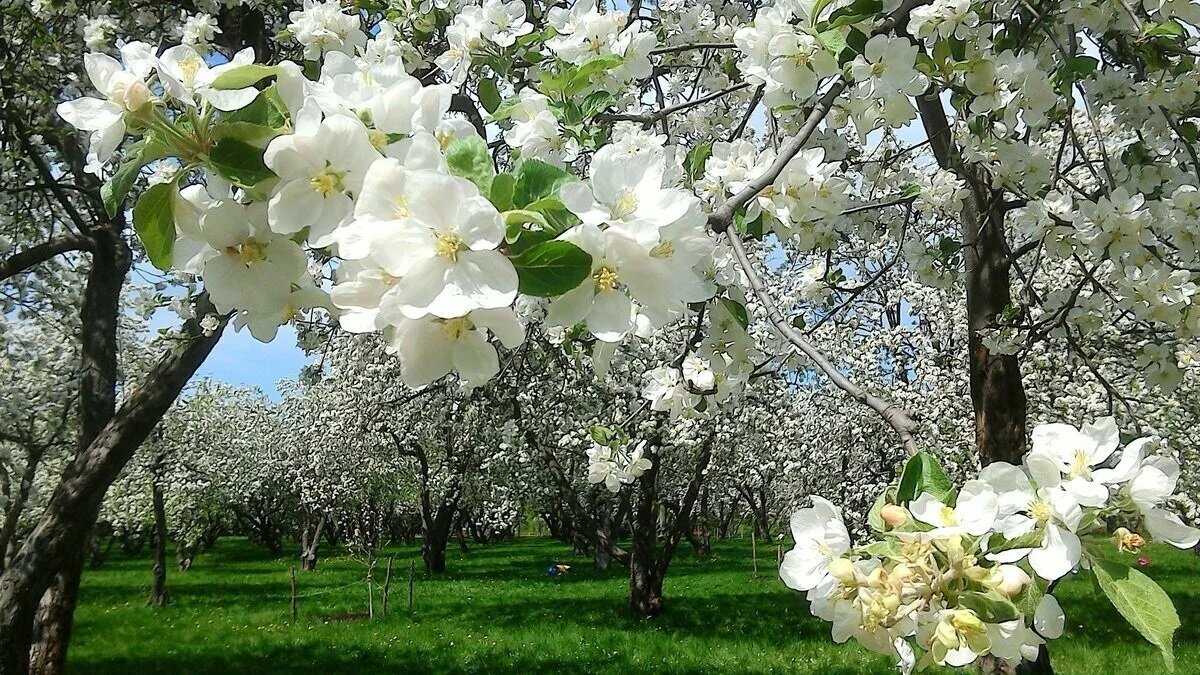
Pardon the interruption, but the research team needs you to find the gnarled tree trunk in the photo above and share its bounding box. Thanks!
[148,478,169,607]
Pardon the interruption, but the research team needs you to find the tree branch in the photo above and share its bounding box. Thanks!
[725,227,921,456]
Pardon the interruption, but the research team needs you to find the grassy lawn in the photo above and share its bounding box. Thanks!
[68,537,1199,674]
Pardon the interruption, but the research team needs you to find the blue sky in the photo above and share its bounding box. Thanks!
[196,325,307,399]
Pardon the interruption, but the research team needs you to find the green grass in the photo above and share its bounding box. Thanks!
[68,537,1200,674]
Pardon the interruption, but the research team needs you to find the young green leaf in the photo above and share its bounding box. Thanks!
[513,159,574,207]
[510,240,592,297]
[209,138,276,188]
[478,78,501,114]
[1091,557,1180,670]
[490,172,516,211]
[132,182,176,271]
[209,64,279,90]
[445,136,495,194]
[896,452,953,503]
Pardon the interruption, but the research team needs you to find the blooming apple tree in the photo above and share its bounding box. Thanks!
[27,0,1200,669]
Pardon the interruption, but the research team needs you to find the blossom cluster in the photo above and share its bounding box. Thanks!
[782,417,1198,671]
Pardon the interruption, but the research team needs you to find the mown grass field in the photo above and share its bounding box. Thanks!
[68,537,1199,674]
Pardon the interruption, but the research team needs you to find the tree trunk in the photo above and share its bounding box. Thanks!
[628,445,664,617]
[148,479,169,607]
[26,551,83,675]
[917,95,1045,675]
[0,304,223,675]
[421,532,448,575]
[26,226,129,675]
[299,518,323,572]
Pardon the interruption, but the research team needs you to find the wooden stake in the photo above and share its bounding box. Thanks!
[408,560,415,611]
[382,556,395,617]
[777,544,783,566]
[290,567,297,622]
[751,529,758,578]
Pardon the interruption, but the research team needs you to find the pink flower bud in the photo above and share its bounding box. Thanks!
[881,504,909,528]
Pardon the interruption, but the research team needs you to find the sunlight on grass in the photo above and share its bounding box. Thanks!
[69,538,1199,674]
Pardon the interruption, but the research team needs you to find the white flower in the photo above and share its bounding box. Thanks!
[979,461,1083,581]
[1128,455,1200,548]
[561,145,697,247]
[1027,417,1121,507]
[909,480,998,537]
[287,0,367,60]
[340,159,517,320]
[779,496,851,592]
[158,46,260,111]
[545,224,675,342]
[386,307,524,389]
[56,43,157,173]
[263,101,381,245]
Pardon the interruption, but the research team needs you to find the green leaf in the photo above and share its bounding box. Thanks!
[445,136,495,194]
[210,121,282,146]
[478,78,501,114]
[1014,576,1046,618]
[818,29,847,55]
[957,591,1021,623]
[1091,557,1180,670]
[720,297,749,330]
[510,240,592,297]
[896,452,952,503]
[102,155,145,217]
[224,86,289,129]
[581,91,615,118]
[490,173,515,211]
[564,54,624,96]
[524,196,581,233]
[503,209,551,230]
[822,0,883,29]
[209,64,279,90]
[861,539,903,560]
[513,159,574,207]
[685,141,713,185]
[132,182,176,271]
[209,137,276,188]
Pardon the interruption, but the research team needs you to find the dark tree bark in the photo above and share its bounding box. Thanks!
[148,478,169,607]
[28,222,129,675]
[628,430,715,617]
[0,447,46,570]
[0,304,224,675]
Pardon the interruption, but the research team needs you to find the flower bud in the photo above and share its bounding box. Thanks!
[881,504,910,528]
[827,557,857,584]
[994,564,1031,597]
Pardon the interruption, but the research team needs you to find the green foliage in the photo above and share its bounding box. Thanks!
[1090,556,1180,670]
[132,182,175,271]
[209,138,276,188]
[490,173,516,211]
[685,142,713,186]
[513,159,574,208]
[209,64,279,90]
[896,452,952,503]
[445,136,495,194]
[956,590,1020,623]
[510,240,592,297]
[719,297,749,330]
[477,78,501,114]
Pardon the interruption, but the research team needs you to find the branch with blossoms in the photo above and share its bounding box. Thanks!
[784,417,1197,672]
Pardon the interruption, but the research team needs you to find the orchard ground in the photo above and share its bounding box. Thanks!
[69,538,1199,674]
